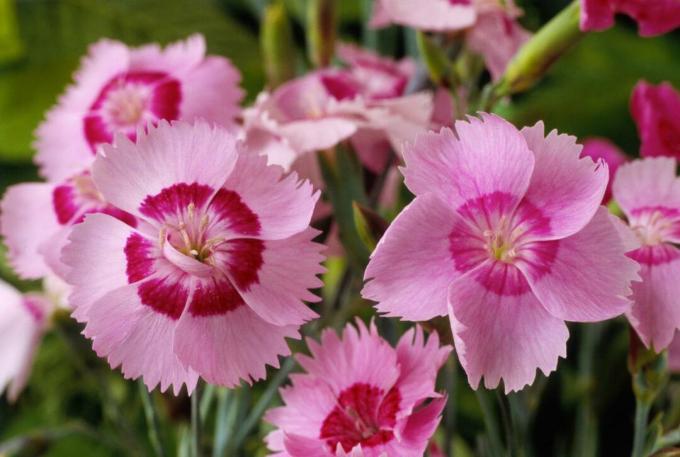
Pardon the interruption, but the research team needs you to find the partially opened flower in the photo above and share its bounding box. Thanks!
[62,121,324,393]
[36,34,243,182]
[613,157,680,350]
[363,114,638,392]
[370,0,530,82]
[0,280,53,402]
[631,81,680,160]
[1,172,136,279]
[580,0,680,36]
[580,138,628,204]
[265,320,450,456]
[243,62,432,174]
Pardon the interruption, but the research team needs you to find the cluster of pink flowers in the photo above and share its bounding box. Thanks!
[1,1,680,454]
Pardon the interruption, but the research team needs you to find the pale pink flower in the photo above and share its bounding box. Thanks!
[61,121,324,393]
[613,157,680,350]
[1,172,136,279]
[0,280,52,402]
[370,1,530,81]
[35,34,243,182]
[243,66,432,174]
[631,81,680,160]
[580,0,680,36]
[335,44,433,173]
[363,114,639,392]
[580,138,628,204]
[265,320,450,457]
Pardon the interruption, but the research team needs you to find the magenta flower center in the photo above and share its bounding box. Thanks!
[125,183,265,320]
[320,383,400,452]
[449,0,471,4]
[449,192,556,296]
[84,71,182,151]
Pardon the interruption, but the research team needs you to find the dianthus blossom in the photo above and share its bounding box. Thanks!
[35,34,243,182]
[62,121,325,393]
[265,320,450,456]
[363,114,638,392]
[612,157,680,350]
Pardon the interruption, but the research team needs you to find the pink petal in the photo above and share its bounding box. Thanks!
[278,118,358,154]
[580,137,628,203]
[129,34,205,75]
[234,228,323,326]
[0,282,45,401]
[62,213,142,320]
[34,39,130,181]
[395,398,447,455]
[618,0,680,36]
[0,183,60,278]
[519,121,608,240]
[265,377,337,446]
[612,157,680,217]
[223,151,320,241]
[517,207,638,322]
[283,434,332,457]
[579,0,616,32]
[173,304,298,387]
[363,194,461,321]
[402,114,535,209]
[631,81,680,159]
[448,262,569,392]
[627,245,680,350]
[84,282,197,394]
[297,321,400,396]
[395,327,451,417]
[93,121,239,218]
[371,0,477,31]
[178,55,244,131]
[467,12,531,81]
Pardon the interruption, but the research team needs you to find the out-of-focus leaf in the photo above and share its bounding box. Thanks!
[0,0,263,163]
[499,26,680,153]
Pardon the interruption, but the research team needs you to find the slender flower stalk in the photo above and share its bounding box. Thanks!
[495,1,583,97]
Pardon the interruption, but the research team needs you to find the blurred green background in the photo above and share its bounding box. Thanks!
[1,0,679,456]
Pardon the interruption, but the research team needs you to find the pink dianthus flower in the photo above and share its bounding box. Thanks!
[265,320,450,456]
[363,114,639,392]
[62,121,325,393]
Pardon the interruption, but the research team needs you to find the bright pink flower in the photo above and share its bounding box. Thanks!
[580,138,628,203]
[265,320,450,457]
[35,34,243,182]
[0,280,52,402]
[363,114,638,392]
[613,157,680,350]
[631,81,680,160]
[580,0,680,36]
[1,172,137,279]
[61,121,324,393]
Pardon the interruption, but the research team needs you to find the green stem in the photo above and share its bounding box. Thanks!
[652,428,680,453]
[443,357,457,456]
[230,357,296,450]
[631,397,651,457]
[139,381,166,457]
[573,325,602,457]
[497,392,516,457]
[191,383,203,457]
[475,388,506,457]
[495,0,582,97]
